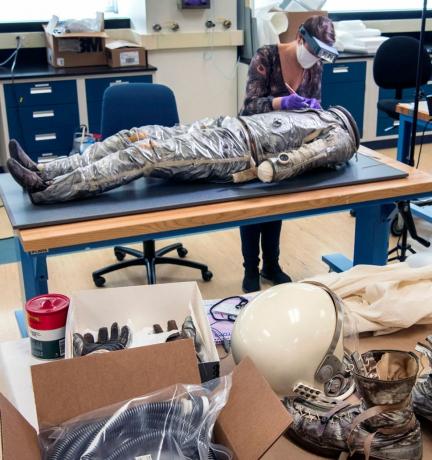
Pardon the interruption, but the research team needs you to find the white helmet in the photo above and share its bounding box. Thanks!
[231,281,353,399]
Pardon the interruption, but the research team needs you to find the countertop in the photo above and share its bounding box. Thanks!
[0,63,157,81]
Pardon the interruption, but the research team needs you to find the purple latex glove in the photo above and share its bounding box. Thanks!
[304,98,322,110]
[280,94,308,110]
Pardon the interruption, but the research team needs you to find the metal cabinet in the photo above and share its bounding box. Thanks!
[1,71,154,164]
[85,74,153,133]
[4,80,79,161]
[321,61,366,137]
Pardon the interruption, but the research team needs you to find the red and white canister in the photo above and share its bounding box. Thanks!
[25,294,70,359]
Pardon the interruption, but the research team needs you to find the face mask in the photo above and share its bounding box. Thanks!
[296,42,320,69]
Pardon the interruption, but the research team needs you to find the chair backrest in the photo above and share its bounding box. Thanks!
[373,36,431,92]
[100,82,180,138]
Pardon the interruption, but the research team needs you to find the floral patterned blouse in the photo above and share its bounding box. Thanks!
[240,45,323,116]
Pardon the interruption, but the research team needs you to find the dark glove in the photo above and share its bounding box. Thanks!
[73,322,130,356]
[304,98,322,110]
[153,320,182,342]
[280,94,308,110]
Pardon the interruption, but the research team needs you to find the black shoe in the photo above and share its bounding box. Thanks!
[242,268,261,293]
[261,264,292,285]
[7,158,47,193]
[9,139,39,172]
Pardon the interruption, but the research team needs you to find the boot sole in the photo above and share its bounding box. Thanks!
[287,429,418,460]
[286,427,345,458]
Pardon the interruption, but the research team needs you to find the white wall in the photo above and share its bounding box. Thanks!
[150,47,238,122]
[117,0,240,122]
[118,0,237,34]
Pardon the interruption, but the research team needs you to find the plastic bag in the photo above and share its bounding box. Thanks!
[40,376,232,460]
[48,12,104,35]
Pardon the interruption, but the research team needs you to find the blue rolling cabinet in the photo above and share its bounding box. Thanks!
[4,80,79,161]
[0,69,155,164]
[85,74,153,133]
[321,61,366,138]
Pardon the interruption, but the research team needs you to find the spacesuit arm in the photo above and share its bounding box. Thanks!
[257,125,357,183]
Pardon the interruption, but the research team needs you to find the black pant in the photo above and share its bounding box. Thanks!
[240,220,282,269]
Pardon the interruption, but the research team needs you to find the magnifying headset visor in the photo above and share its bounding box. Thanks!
[299,24,339,64]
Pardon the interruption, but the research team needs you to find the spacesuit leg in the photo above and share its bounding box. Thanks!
[38,123,192,181]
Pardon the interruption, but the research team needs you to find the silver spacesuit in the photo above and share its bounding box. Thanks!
[31,106,359,204]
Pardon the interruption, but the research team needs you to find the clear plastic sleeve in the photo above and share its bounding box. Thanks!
[40,376,232,460]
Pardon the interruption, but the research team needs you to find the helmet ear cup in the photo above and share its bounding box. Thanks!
[315,354,344,384]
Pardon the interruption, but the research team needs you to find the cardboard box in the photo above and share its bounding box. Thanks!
[0,341,292,459]
[278,10,328,43]
[43,24,108,68]
[65,282,220,381]
[105,40,148,68]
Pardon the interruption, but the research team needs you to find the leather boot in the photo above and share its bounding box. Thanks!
[285,350,421,460]
[7,158,47,192]
[347,350,421,460]
[242,265,260,293]
[285,397,360,457]
[260,261,292,285]
[412,335,432,421]
[9,139,39,172]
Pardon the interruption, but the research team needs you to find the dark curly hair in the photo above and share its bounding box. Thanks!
[302,15,335,46]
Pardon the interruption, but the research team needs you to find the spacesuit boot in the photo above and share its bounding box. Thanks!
[285,350,421,460]
[347,350,421,460]
[412,335,432,421]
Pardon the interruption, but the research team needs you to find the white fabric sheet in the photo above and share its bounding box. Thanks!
[308,263,432,335]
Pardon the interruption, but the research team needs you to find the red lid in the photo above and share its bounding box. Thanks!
[25,293,70,315]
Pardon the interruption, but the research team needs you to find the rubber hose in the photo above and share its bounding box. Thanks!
[48,401,183,460]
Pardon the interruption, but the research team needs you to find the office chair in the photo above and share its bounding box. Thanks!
[92,83,213,287]
[373,36,431,250]
[374,36,431,124]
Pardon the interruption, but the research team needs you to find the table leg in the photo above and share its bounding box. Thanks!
[353,204,395,265]
[322,203,395,271]
[397,115,412,164]
[16,239,48,300]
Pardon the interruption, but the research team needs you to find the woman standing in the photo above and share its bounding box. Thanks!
[239,15,336,292]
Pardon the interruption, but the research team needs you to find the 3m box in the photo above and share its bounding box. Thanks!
[0,342,292,459]
[105,40,147,68]
[43,24,108,68]
[278,10,328,43]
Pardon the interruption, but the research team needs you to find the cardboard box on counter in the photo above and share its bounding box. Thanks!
[64,282,220,381]
[0,339,292,460]
[43,24,108,68]
[278,10,327,43]
[105,39,148,68]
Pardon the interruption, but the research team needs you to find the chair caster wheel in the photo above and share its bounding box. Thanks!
[177,247,188,258]
[93,276,106,287]
[202,270,213,282]
[391,215,403,237]
[114,249,126,261]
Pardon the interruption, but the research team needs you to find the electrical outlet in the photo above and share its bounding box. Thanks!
[16,35,25,46]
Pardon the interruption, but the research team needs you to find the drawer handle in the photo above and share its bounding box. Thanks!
[333,66,349,74]
[32,110,55,118]
[35,133,57,142]
[109,80,129,86]
[30,84,52,95]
